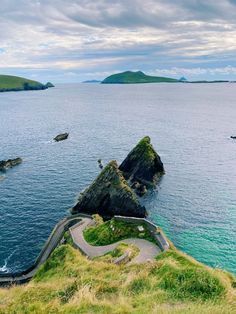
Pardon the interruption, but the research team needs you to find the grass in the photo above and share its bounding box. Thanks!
[102,71,179,84]
[94,243,139,263]
[0,74,45,91]
[0,243,235,314]
[83,218,155,246]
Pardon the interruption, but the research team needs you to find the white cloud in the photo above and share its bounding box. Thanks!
[1,1,236,81]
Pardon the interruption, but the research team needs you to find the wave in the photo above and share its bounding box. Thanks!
[0,250,16,274]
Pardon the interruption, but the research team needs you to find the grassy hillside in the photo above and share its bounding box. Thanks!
[102,71,180,84]
[0,75,47,92]
[0,219,235,313]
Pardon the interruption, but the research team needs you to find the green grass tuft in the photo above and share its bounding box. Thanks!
[83,218,154,246]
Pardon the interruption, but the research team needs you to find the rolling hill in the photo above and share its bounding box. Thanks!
[0,75,53,92]
[101,71,180,84]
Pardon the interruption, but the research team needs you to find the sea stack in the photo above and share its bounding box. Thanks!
[72,160,146,218]
[119,136,164,195]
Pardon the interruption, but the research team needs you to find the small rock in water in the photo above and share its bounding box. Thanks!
[98,159,104,169]
[0,158,22,171]
[54,133,69,142]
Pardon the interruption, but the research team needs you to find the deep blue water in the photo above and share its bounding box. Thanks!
[0,83,235,275]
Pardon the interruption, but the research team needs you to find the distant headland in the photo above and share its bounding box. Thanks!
[0,75,54,92]
[82,80,101,83]
[101,70,236,84]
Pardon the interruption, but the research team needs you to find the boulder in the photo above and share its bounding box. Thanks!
[119,136,164,191]
[72,160,146,218]
[54,133,69,142]
[0,158,22,171]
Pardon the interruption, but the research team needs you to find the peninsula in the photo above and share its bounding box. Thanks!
[0,75,54,92]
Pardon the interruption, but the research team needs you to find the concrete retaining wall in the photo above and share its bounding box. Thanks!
[0,213,92,286]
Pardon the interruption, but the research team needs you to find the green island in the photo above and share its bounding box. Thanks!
[101,71,235,84]
[0,75,54,92]
[101,71,180,84]
[0,217,235,314]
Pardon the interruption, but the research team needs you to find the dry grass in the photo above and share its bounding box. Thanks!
[0,242,235,314]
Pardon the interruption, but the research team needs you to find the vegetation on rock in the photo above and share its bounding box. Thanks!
[102,71,180,84]
[119,136,164,190]
[72,160,146,217]
[0,157,22,171]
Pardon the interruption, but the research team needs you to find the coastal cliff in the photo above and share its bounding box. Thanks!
[72,160,146,217]
[0,75,53,92]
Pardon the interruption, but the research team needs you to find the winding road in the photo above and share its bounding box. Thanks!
[0,215,163,286]
[70,217,161,263]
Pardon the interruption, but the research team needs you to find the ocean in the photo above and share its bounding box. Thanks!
[0,83,235,274]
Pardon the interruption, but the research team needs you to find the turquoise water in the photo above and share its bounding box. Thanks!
[0,83,235,274]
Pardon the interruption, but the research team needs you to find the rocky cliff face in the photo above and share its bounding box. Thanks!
[72,160,146,218]
[119,137,164,192]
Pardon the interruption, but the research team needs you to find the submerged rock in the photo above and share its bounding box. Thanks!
[119,136,164,192]
[0,158,22,171]
[54,133,69,142]
[72,160,146,218]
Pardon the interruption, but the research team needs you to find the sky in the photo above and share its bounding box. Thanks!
[1,0,236,82]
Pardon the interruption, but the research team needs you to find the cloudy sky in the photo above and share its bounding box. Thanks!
[1,0,236,82]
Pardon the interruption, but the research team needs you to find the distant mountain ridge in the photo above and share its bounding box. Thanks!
[83,80,101,83]
[101,71,180,84]
[0,75,54,92]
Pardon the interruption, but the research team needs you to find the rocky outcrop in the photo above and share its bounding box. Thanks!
[45,82,54,88]
[230,136,236,139]
[72,160,146,218]
[0,158,22,171]
[119,137,164,194]
[54,133,69,142]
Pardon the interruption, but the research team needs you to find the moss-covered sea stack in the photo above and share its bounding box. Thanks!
[72,160,146,218]
[119,136,164,194]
